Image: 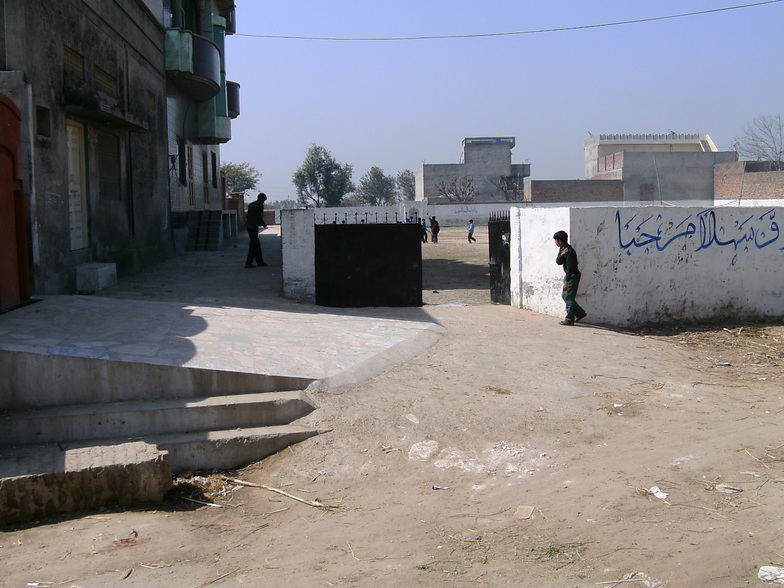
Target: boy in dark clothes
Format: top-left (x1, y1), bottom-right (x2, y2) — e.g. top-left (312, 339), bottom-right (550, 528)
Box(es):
top-left (553, 230), bottom-right (587, 325)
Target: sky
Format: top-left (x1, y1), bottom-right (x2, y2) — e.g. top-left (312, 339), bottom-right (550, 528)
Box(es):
top-left (220, 0), bottom-right (784, 202)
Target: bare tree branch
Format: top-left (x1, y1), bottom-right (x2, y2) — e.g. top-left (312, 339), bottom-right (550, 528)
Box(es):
top-left (732, 115), bottom-right (784, 171)
top-left (487, 175), bottom-right (527, 202)
top-left (434, 176), bottom-right (476, 202)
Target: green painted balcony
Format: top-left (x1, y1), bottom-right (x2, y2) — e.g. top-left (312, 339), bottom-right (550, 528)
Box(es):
top-left (165, 29), bottom-right (221, 102)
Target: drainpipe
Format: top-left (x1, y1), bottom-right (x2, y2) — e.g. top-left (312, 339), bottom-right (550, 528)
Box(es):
top-left (25, 81), bottom-right (40, 278)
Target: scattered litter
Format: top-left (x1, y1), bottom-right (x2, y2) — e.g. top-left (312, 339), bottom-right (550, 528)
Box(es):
top-left (613, 403), bottom-right (625, 408)
top-left (715, 483), bottom-right (743, 494)
top-left (649, 486), bottom-right (669, 500)
top-left (381, 445), bottom-right (400, 453)
top-left (120, 568), bottom-right (133, 580)
top-left (513, 505), bottom-right (535, 520)
top-left (596, 571), bottom-right (666, 587)
top-left (759, 565), bottom-right (784, 584)
top-left (406, 414), bottom-right (420, 425)
top-left (713, 362), bottom-right (732, 367)
top-left (431, 485), bottom-right (450, 490)
top-left (222, 476), bottom-right (344, 510)
top-left (408, 440), bottom-right (440, 461)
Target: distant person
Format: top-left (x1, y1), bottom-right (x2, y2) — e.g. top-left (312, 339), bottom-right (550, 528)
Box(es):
top-left (468, 219), bottom-right (476, 243)
top-left (553, 230), bottom-right (586, 325)
top-left (429, 216), bottom-right (440, 244)
top-left (245, 192), bottom-right (268, 268)
top-left (421, 218), bottom-right (428, 243)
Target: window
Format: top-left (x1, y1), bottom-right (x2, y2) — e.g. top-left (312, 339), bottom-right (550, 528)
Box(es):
top-left (177, 138), bottom-right (187, 186)
top-left (97, 131), bottom-right (121, 201)
top-left (94, 66), bottom-right (118, 99)
top-left (211, 152), bottom-right (218, 188)
top-left (63, 46), bottom-right (84, 79)
top-left (202, 151), bottom-right (209, 203)
top-left (35, 106), bottom-right (51, 137)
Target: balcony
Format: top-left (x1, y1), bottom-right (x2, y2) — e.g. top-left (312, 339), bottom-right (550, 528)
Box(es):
top-left (227, 81), bottom-right (240, 119)
top-left (165, 29), bottom-right (221, 102)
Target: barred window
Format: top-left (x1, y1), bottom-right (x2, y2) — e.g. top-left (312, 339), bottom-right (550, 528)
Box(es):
top-left (63, 45), bottom-right (84, 79)
top-left (94, 66), bottom-right (118, 98)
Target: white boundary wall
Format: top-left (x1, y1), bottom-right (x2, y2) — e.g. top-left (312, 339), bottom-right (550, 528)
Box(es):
top-left (281, 209), bottom-right (316, 302)
top-left (511, 206), bottom-right (784, 327)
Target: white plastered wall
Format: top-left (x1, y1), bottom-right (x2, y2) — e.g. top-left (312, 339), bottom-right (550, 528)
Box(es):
top-left (512, 206), bottom-right (784, 327)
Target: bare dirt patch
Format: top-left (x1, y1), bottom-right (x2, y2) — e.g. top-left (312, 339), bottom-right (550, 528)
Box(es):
top-left (1, 227), bottom-right (783, 588)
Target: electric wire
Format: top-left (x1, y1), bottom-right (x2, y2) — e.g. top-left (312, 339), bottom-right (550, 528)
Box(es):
top-left (234, 0), bottom-right (783, 42)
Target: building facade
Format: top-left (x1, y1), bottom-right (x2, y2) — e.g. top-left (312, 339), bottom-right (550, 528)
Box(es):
top-left (415, 137), bottom-right (531, 203)
top-left (0, 0), bottom-right (239, 299)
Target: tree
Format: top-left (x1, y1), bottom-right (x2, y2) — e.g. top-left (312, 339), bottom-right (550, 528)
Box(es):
top-left (292, 144), bottom-right (354, 207)
top-left (396, 169), bottom-right (416, 201)
top-left (265, 199), bottom-right (300, 210)
top-left (434, 176), bottom-right (476, 202)
top-left (221, 161), bottom-right (260, 195)
top-left (732, 115), bottom-right (784, 171)
top-left (356, 166), bottom-right (397, 206)
top-left (487, 175), bottom-right (527, 202)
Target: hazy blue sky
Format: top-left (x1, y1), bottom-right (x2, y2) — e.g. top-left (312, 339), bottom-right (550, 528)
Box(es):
top-left (220, 0), bottom-right (784, 201)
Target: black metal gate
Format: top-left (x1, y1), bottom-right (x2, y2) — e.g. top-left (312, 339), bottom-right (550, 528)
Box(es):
top-left (314, 222), bottom-right (422, 307)
top-left (488, 212), bottom-right (511, 305)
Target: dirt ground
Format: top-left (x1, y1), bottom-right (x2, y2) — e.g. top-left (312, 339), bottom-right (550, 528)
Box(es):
top-left (2, 227), bottom-right (784, 588)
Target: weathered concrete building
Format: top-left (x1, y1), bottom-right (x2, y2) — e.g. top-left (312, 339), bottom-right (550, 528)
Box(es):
top-left (154, 0), bottom-right (240, 253)
top-left (586, 133), bottom-right (736, 203)
top-left (415, 137), bottom-right (531, 203)
top-left (0, 0), bottom-right (239, 301)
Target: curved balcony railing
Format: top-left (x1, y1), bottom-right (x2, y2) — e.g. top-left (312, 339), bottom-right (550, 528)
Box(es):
top-left (227, 81), bottom-right (240, 119)
top-left (165, 29), bottom-right (221, 102)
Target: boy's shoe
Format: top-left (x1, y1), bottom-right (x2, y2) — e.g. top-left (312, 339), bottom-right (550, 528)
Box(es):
top-left (560, 320), bottom-right (574, 326)
top-left (575, 312), bottom-right (587, 322)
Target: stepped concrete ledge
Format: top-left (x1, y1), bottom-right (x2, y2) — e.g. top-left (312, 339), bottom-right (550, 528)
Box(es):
top-left (0, 441), bottom-right (171, 525)
top-left (0, 295), bottom-right (445, 406)
top-left (147, 424), bottom-right (330, 472)
top-left (0, 391), bottom-right (318, 446)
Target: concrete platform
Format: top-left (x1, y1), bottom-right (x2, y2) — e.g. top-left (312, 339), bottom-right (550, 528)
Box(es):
top-left (0, 293), bottom-right (444, 406)
top-left (0, 228), bottom-right (445, 521)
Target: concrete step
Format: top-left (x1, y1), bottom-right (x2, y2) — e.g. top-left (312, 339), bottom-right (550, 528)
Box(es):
top-left (0, 422), bottom-right (329, 523)
top-left (0, 440), bottom-right (172, 525)
top-left (0, 391), bottom-right (317, 446)
top-left (148, 424), bottom-right (328, 472)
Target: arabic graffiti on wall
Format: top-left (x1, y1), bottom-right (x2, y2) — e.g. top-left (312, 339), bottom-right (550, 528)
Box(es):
top-left (616, 208), bottom-right (782, 263)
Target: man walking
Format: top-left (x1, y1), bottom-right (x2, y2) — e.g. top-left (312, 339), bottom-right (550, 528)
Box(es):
top-left (245, 193), bottom-right (268, 268)
top-left (553, 230), bottom-right (586, 325)
top-left (468, 219), bottom-right (476, 243)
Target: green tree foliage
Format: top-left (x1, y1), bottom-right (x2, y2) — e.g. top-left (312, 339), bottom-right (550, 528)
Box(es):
top-left (221, 161), bottom-right (260, 195)
top-left (732, 114), bottom-right (784, 170)
top-left (396, 169), bottom-right (416, 201)
top-left (292, 144), bottom-right (354, 207)
top-left (357, 166), bottom-right (397, 206)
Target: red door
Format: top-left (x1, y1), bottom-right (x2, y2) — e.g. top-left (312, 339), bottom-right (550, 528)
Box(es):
top-left (0, 92), bottom-right (28, 312)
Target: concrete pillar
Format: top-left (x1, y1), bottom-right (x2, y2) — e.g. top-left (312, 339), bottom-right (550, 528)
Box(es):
top-left (281, 208), bottom-right (316, 302)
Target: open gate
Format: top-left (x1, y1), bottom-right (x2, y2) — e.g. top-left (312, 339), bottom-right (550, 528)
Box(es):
top-left (488, 211), bottom-right (511, 305)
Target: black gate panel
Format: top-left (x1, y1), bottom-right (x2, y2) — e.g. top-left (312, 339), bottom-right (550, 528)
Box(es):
top-left (315, 223), bottom-right (422, 307)
top-left (488, 212), bottom-right (511, 305)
